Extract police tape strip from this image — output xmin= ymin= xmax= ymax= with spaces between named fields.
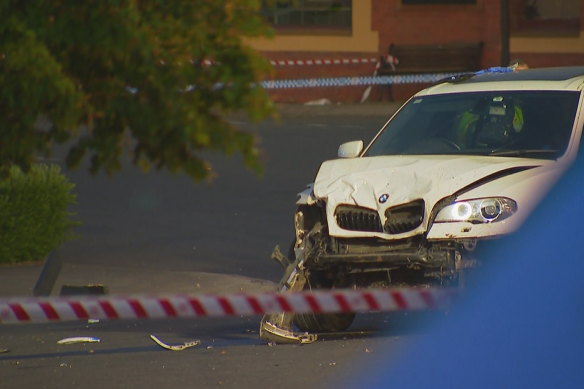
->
xmin=260 ymin=73 xmax=461 ymax=89
xmin=202 ymin=58 xmax=379 ymax=67
xmin=269 ymin=58 xmax=379 ymax=66
xmin=0 ymin=288 xmax=457 ymax=323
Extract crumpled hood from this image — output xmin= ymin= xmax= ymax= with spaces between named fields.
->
xmin=313 ymin=154 xmax=559 ymax=239
xmin=314 ymin=155 xmax=545 ymax=208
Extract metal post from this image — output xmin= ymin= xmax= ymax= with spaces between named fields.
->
xmin=33 ymin=250 xmax=63 ymax=296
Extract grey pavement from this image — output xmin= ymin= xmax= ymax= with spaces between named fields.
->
xmin=225 ymin=100 xmax=402 ymax=121
xmin=0 ymin=262 xmax=45 ymax=297
xmin=0 ymin=261 xmax=276 ymax=297
xmin=273 ymin=101 xmax=402 ymax=117
xmin=0 ymin=101 xmax=400 ymax=299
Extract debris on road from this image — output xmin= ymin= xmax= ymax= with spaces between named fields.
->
xmin=304 ymin=98 xmax=332 ymax=106
xmin=149 ymin=334 xmax=200 ymax=351
xmin=57 ymin=337 xmax=101 ymax=345
xmin=60 ymin=284 xmax=108 ymax=296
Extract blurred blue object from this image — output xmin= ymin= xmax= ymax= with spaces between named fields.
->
xmin=475 ymin=66 xmax=515 ymax=75
xmin=347 ymin=159 xmax=584 ymax=389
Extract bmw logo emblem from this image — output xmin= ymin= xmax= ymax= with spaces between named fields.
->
xmin=378 ymin=193 xmax=389 ymax=204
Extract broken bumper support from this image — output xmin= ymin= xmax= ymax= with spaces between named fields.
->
xmin=259 ymin=246 xmax=317 ymax=344
xmin=259 ymin=314 xmax=317 ymax=344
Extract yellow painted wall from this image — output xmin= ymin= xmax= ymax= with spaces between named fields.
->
xmin=245 ymin=0 xmax=379 ymax=53
xmin=511 ymin=32 xmax=584 ymax=53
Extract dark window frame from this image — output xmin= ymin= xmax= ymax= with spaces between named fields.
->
xmin=260 ymin=0 xmax=352 ymax=34
xmin=401 ymin=0 xmax=477 ymax=4
xmin=510 ymin=0 xmax=581 ymax=37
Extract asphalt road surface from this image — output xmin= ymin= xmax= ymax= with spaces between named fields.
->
xmin=58 ymin=104 xmax=392 ymax=279
xmin=0 ymin=103 xmax=448 ymax=389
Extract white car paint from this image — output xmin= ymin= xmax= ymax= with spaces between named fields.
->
xmin=299 ymin=67 xmax=584 ymax=243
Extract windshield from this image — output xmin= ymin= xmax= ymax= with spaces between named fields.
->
xmin=365 ymin=91 xmax=580 ymax=160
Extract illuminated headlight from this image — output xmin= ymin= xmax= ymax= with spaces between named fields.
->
xmin=435 ymin=198 xmax=517 ymax=223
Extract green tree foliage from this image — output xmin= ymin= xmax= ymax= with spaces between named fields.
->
xmin=0 ymin=1 xmax=275 ymax=180
xmin=0 ymin=165 xmax=78 ymax=263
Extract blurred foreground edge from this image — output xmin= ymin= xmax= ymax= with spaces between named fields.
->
xmin=344 ymin=155 xmax=584 ymax=389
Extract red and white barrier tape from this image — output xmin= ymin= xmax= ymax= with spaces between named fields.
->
xmin=0 ymin=288 xmax=456 ymax=323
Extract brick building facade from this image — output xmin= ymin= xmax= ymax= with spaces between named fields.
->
xmin=247 ymin=0 xmax=584 ymax=103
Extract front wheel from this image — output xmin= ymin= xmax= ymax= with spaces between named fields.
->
xmin=294 ymin=312 xmax=355 ymax=333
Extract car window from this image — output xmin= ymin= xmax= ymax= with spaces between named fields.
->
xmin=365 ymin=91 xmax=580 ymax=160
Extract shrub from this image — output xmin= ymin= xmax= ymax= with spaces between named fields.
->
xmin=0 ymin=164 xmax=78 ymax=264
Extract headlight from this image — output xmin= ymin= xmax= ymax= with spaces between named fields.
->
xmin=435 ymin=198 xmax=517 ymax=224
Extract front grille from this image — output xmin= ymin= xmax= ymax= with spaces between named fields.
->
xmin=335 ymin=205 xmax=383 ymax=233
xmin=385 ymin=200 xmax=425 ymax=234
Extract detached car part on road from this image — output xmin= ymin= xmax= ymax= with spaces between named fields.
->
xmin=260 ymin=66 xmax=584 ymax=343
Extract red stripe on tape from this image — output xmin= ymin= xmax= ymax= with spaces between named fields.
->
xmin=99 ymin=301 xmax=119 ymax=319
xmin=276 ymin=295 xmax=293 ymax=313
xmin=218 ymin=297 xmax=236 ymax=315
xmin=69 ymin=302 xmax=89 ymax=319
xmin=9 ymin=303 xmax=30 ymax=321
xmin=333 ymin=293 xmax=352 ymax=313
xmin=391 ymin=290 xmax=408 ymax=309
xmin=40 ymin=302 xmax=60 ymax=320
xmin=246 ymin=297 xmax=264 ymax=315
xmin=129 ymin=299 xmax=148 ymax=318
xmin=159 ymin=299 xmax=178 ymax=317
xmin=188 ymin=298 xmax=207 ymax=316
xmin=363 ymin=292 xmax=380 ymax=310
xmin=305 ymin=295 xmax=322 ymax=314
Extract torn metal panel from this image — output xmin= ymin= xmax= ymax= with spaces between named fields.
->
xmin=296 ymin=183 xmax=317 ymax=205
xmin=149 ymin=335 xmax=200 ymax=351
xmin=57 ymin=337 xmax=101 ymax=345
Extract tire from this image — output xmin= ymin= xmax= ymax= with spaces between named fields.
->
xmin=294 ymin=312 xmax=356 ymax=333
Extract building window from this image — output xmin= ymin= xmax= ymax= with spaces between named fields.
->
xmin=402 ymin=0 xmax=476 ymax=4
xmin=510 ymin=0 xmax=581 ymax=35
xmin=261 ymin=0 xmax=352 ymax=31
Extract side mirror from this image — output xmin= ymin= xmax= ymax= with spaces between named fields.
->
xmin=338 ymin=140 xmax=364 ymax=158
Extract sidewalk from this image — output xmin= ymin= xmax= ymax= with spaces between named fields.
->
xmin=274 ymin=101 xmax=402 ymax=118
xmin=227 ymin=101 xmax=402 ymax=121
xmin=0 ymin=262 xmax=44 ymax=296
xmin=0 ymin=261 xmax=275 ymax=297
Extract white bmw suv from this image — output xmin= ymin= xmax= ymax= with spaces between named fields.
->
xmin=260 ymin=66 xmax=584 ymax=343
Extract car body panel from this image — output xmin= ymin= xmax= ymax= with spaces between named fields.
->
xmin=307 ymin=67 xmax=584 ymax=243
xmin=312 ymin=155 xmax=567 ymax=239
xmin=426 ymin=161 xmax=567 ymax=239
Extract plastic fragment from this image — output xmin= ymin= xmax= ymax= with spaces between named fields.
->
xmin=149 ymin=334 xmax=200 ymax=351
xmin=57 ymin=337 xmax=101 ymax=345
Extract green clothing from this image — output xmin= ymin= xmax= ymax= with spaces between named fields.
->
xmin=454 ymin=105 xmax=524 ymax=147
